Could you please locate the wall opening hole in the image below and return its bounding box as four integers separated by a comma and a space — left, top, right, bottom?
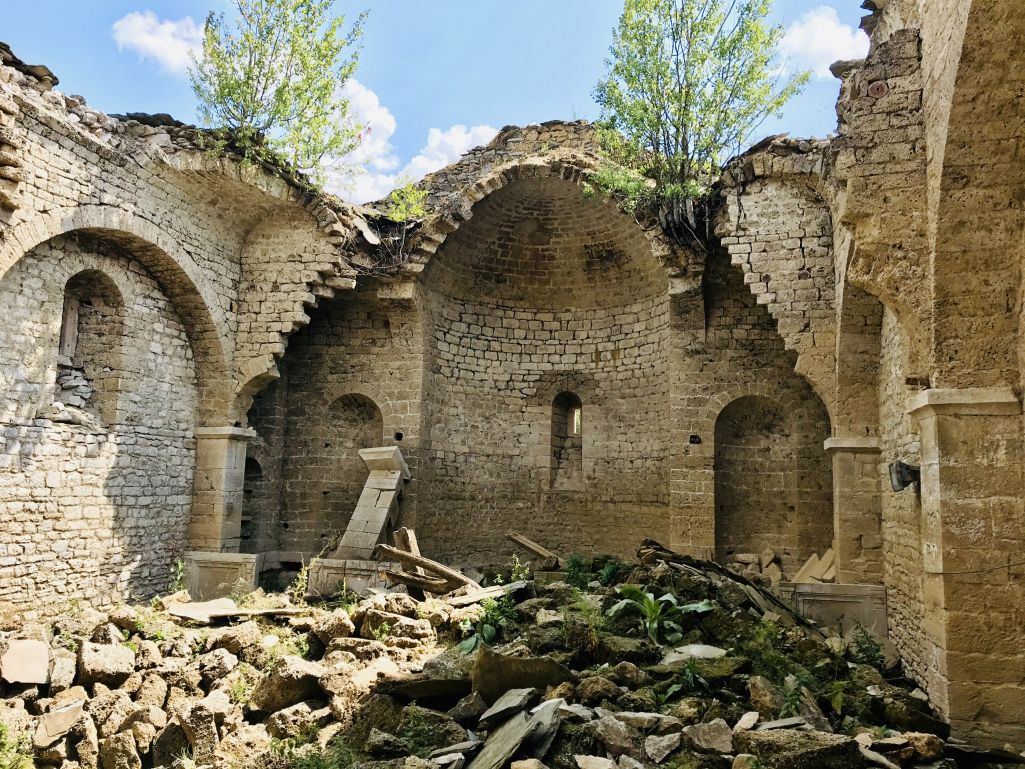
394, 431, 404, 441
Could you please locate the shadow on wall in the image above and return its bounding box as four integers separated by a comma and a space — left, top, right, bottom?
713, 394, 833, 574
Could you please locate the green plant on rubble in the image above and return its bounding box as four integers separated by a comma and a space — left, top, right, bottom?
397, 704, 436, 758
607, 584, 712, 645
456, 593, 516, 654
289, 558, 316, 607
508, 553, 531, 582
369, 622, 391, 642
596, 556, 632, 586
847, 624, 886, 670
565, 554, 591, 590
168, 558, 186, 593
0, 721, 33, 769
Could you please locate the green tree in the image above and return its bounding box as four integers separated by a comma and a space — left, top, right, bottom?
189, 0, 366, 182
594, 0, 809, 224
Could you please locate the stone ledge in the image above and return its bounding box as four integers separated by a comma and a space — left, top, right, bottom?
195, 426, 257, 441
907, 387, 1021, 419
824, 436, 882, 453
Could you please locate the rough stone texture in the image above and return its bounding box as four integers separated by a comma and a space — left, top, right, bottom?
3, 1, 1025, 747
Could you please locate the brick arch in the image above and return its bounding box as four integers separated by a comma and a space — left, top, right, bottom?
413, 155, 686, 283
930, 0, 1025, 389
0, 207, 232, 425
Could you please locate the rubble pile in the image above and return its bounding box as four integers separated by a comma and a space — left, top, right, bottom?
0, 542, 1021, 769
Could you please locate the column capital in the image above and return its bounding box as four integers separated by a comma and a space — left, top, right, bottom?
824, 436, 881, 453
195, 426, 257, 441
907, 387, 1021, 420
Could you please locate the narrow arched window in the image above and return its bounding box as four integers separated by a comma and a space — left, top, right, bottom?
551, 391, 583, 489
56, 270, 123, 423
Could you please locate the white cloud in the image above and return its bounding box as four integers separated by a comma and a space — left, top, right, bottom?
326, 81, 498, 204
780, 6, 869, 79
402, 125, 500, 181
112, 11, 203, 75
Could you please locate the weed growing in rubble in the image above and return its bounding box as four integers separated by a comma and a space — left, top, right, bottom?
565, 554, 591, 589
369, 622, 391, 642
397, 704, 437, 758
0, 722, 32, 769
168, 559, 186, 593
289, 561, 313, 607
54, 630, 78, 654
740, 619, 793, 684
848, 625, 886, 670
607, 584, 713, 645
596, 557, 632, 587
457, 593, 516, 654
509, 553, 531, 582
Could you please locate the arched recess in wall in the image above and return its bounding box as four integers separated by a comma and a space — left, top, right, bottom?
713, 394, 833, 573
0, 210, 233, 426
278, 392, 384, 553
241, 457, 263, 552
417, 165, 673, 561
57, 269, 125, 424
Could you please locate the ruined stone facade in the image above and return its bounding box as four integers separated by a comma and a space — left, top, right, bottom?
1, 0, 1024, 746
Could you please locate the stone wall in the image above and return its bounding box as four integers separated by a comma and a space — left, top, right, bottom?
0, 235, 197, 617
246, 283, 425, 556
417, 175, 672, 564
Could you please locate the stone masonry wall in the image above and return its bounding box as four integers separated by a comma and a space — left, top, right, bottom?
417, 176, 671, 565
247, 284, 425, 557
0, 235, 197, 617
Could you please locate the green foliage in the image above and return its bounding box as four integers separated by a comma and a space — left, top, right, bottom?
397, 704, 436, 758
385, 180, 428, 222
509, 553, 531, 582
168, 559, 186, 593
780, 670, 816, 718
0, 721, 32, 769
368, 622, 391, 642
289, 558, 315, 607
596, 557, 632, 587
740, 619, 793, 684
565, 554, 591, 590
54, 630, 78, 654
456, 593, 516, 654
134, 608, 169, 641
606, 584, 713, 645
327, 581, 361, 613
189, 0, 366, 182
261, 624, 311, 667
282, 737, 359, 769
848, 625, 886, 670
594, 0, 810, 214
582, 159, 656, 215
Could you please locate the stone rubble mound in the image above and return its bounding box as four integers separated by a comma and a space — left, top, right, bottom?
0, 542, 1022, 769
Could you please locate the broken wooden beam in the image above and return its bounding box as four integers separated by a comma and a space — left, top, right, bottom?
393, 527, 427, 599
444, 580, 529, 607
374, 544, 481, 590
382, 569, 450, 594
506, 532, 561, 569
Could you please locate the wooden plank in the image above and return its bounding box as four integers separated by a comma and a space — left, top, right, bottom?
506, 532, 560, 564
374, 544, 481, 590
383, 569, 449, 594
444, 580, 529, 607
393, 527, 427, 599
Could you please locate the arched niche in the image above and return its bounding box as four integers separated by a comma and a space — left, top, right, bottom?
714, 394, 833, 573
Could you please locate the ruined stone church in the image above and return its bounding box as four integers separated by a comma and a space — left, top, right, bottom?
0, 0, 1022, 746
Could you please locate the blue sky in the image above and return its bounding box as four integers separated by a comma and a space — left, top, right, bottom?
2, 1, 868, 201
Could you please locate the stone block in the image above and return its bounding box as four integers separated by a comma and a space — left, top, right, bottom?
185, 552, 264, 601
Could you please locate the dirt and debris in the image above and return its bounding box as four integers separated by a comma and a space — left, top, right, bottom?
0, 538, 1021, 769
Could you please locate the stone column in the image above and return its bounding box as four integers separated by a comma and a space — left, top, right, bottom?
907, 388, 1025, 747
825, 437, 883, 584
187, 426, 256, 553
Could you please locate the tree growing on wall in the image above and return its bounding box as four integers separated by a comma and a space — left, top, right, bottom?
189, 0, 366, 183
593, 0, 809, 231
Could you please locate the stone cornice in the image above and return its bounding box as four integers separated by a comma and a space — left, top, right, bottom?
824, 436, 882, 453
907, 387, 1021, 419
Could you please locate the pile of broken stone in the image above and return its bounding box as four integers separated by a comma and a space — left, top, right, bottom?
0, 545, 1021, 769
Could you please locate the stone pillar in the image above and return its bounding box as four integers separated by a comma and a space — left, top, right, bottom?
187, 426, 256, 553
907, 388, 1025, 747
824, 437, 883, 584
